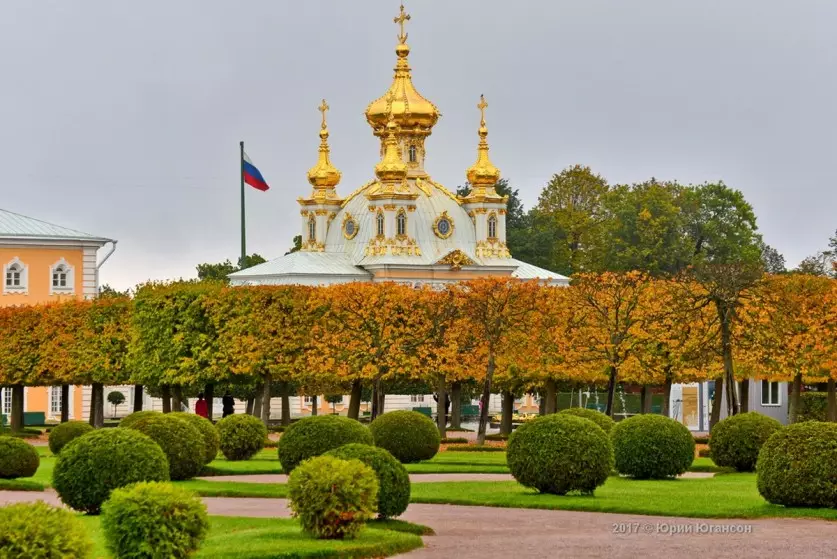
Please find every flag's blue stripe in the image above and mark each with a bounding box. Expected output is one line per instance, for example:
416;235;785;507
242;159;266;184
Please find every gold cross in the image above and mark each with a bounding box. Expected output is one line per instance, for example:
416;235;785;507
318;99;329;129
394;3;411;44
477;94;488;126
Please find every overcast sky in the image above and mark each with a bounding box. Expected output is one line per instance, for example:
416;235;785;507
1;1;834;290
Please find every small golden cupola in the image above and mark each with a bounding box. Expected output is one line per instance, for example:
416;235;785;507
305;99;342;202
462;94;504;202
374;95;409;187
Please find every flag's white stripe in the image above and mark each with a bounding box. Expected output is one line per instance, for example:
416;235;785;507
243;152;253;165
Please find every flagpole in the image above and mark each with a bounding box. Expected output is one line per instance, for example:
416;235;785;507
239;140;246;267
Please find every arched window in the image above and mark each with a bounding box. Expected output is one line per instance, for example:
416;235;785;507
487;214;497;239
396;209;407;236
376;211;385;237
52;265;69;288
308;216;316;242
3;258;27;294
408;145;417;163
5;263;22;288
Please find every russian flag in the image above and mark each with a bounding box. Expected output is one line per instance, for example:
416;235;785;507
243;152;270;192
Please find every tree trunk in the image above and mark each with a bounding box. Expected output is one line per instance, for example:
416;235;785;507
828;378;837;422
260;375;271;426
89;383;104;428
476;352;496;445
347;380;362;420
60;385;70;423
311;395;318;416
544;379;557;414
252;384;263;419
281;382;291;426
709;377;724;429
10;384;24;432
789;373;802;423
662;371;673;417
161;385;172;413
133;385;144;412
245;397;254;416
718;303;739;416
604;366;618;417
640;385;651;414
204;384;214;421
377;384;386;417
538;394;546;415
739;380;750;413
172;385;185;413
435;376;447;439
500;391;514;436
450;382;462;429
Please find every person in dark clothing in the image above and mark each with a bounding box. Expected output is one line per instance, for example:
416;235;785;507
222;392;235;418
432;392;451;423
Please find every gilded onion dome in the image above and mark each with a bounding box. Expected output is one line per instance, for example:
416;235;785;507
375;100;409;184
305;99;342;202
365;4;440;137
463;94;503;200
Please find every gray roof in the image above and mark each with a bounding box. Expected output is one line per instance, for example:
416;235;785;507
510;259;570;285
0;208;112;243
229;251;372;280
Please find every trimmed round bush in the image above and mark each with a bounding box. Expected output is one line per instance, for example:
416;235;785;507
279;415;372;473
170;412;220;465
757;421;837;507
507;414;612;495
0;501;92;558
48;421;94;455
120;410;161;429
368;411;440;464
216;414;267;461
558;407;616;433
52;428;169;514
288;455;378;539
0;437;39;479
611;414;695;479
326;443;410;519
709;412;782;472
126;415;205;481
102;481;209;559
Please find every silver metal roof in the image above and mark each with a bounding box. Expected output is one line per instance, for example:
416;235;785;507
0;208;112;243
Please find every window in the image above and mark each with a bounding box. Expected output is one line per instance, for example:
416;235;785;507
50;386;62;416
396;210;407;236
410;394;425;403
408;145;417;163
303;396;314;405
49;258;74;295
761;380;780;406
487;214;497;239
52;266;69;288
376;211;385;237
1;387;11;415
344;218;357;239
3;258;27;293
6;264;22;287
307;216;316;242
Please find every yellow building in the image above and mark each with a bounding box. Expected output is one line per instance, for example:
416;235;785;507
0;208;116;423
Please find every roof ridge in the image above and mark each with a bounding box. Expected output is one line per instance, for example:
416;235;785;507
0;207;108;240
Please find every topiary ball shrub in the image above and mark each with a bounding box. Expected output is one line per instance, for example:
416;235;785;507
558;407;616;433
52;428;169;514
709;412;782;472
120;410;161;429
170;412;220;465
279;415;373;473
102;481;209;559
611;414;695;479
288;455;378;539
48;421;94;455
369;411;440;464
0;501;92;558
757;421;837;507
216;414;267;461
325;443;410;519
0;436;39;479
507;414;612;495
125;415;205;481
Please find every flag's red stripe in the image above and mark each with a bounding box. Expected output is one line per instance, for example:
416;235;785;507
244;171;270;191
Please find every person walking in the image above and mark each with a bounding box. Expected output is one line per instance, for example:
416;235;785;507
222;391;235;418
194;393;208;418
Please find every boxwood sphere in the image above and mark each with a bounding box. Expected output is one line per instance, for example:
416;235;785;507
124;415;205;481
325;443;410;518
709;412;782;472
558;408;616;433
0;501;92;559
120;410;161;429
170;412;220;465
757;421;837;507
48;421;95;455
507;414;612;495
369;410;440;464
216;414;267;461
279;415;373;473
52;428;169;514
0;436;39;479
611;414;695;479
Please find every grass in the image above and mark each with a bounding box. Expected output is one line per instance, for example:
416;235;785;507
0;479;45;491
178;480;288;499
82;515;423;558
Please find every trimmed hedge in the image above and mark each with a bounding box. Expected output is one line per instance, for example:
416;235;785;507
444;444;506;452
757;421;837;507
798;392;827;422
279;415;372;474
216;414;267;461
440;437;468;444
52;428;169;514
709;412;782;472
0;501;92;558
611;414;695;479
558;408;616;433
102;481;209;559
119;410;161;429
507;414;612;495
170;412;220;465
126;415;205;481
48;421;94;455
326;443;410;519
0;436;39;479
369;411;440;464
288;455;378;539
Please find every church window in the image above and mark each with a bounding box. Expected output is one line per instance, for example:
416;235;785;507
344;217;358;239
376;211;385;237
396;210;407;236
433;213;454;239
308;216;316;241
488;214;498;239
408;145;417;163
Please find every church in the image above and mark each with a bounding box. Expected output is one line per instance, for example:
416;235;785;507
229;5;567;288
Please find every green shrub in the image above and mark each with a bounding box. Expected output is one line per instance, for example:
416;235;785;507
216;414;267;461
125;415;204;481
558;408;616;433
611;414;695;479
507;414;612;495
288;455;378;539
120;410;161;429
278;415;372;473
102;481;209;559
444;444;506;452
170;412;220;465
0;501;92;558
52;428;169;514
48;421;94;455
325;443;410;519
369;411;440;464
709;412;782;472
484;433;508;441
693;434;710;444
798;392;827;422
757;421;837;507
0;437;39;479
440;437;468;444
698;447;712;458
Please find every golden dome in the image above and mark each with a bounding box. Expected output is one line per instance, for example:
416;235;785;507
307;99;342;190
365;4;440;137
374;104;409;184
464;95;502;199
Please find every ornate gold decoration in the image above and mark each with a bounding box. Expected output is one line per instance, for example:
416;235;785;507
461;94;504;203
383;204;397;210
364;236;421;257
340;180;378;208
414;177;432;197
432;211;455;239
314;209;329;216
436;250;476;271
394;3;411;44
300;240;325;252
342;213;359;240
475;240;511;259
303;99;343;205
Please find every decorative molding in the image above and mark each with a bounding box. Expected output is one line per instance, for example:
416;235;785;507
364;236;421;257
3;257;28;295
432;211;455;239
475;239;511;259
49;257;75;296
343;213;359;240
436;250;476;271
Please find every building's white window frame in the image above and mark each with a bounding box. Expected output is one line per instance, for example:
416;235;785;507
410;394;425;403
396;209;407;237
408;144;417;163
47;386;74;420
761;380;781;407
1;387;12;416
3;257;28;295
376;211;385;238
487;213;498;239
303;395;314;405
307;216;316;242
49;258;75;295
